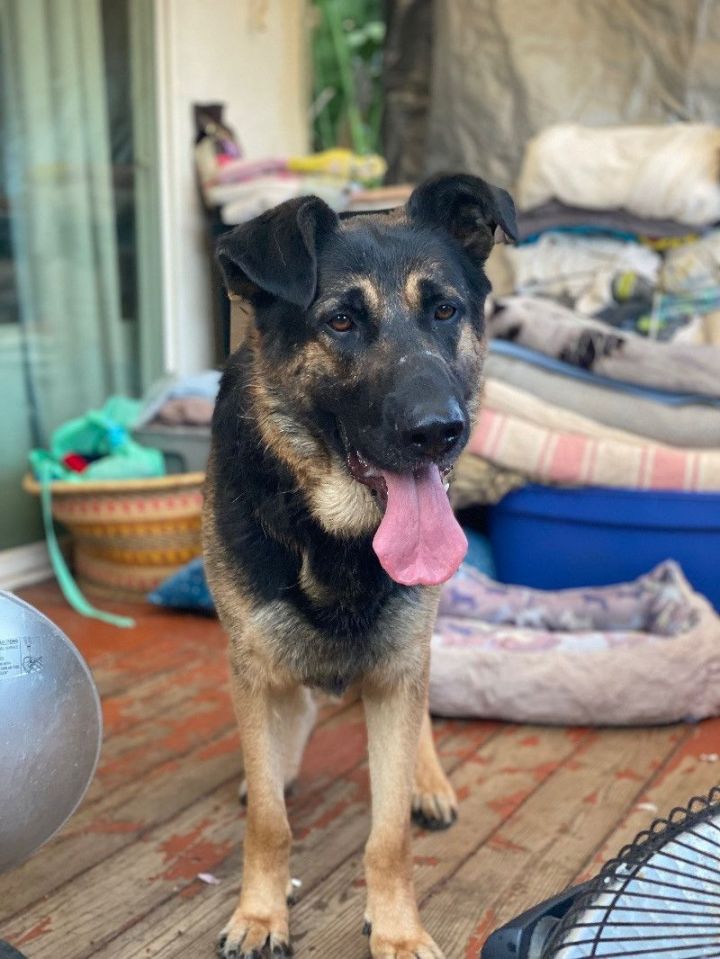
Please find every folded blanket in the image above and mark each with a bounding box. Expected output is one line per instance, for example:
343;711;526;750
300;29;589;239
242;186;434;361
484;379;663;446
153;397;215;427
220;176;355;225
506;232;661;315
469;403;720;492
486;352;720;448
489;339;720;406
518;124;720;226
136;371;222;429
489;296;720;399
517;201;703;243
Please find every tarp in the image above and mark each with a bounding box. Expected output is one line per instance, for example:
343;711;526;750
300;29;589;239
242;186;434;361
384;0;720;189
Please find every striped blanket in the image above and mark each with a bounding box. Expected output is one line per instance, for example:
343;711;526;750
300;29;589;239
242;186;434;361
470;379;720;491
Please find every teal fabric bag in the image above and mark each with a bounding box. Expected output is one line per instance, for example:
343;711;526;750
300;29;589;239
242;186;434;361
29;398;166;628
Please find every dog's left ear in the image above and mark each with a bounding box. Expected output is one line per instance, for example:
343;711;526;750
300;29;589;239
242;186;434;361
406;173;517;266
216;195;339;308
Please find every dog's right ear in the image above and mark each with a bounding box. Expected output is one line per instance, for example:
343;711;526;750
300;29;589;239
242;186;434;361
407;173;517;267
216;196;338;309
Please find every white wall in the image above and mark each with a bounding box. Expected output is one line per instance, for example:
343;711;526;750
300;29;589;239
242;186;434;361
155;0;310;374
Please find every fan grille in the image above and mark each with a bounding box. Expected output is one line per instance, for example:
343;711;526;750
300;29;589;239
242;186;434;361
543;785;720;959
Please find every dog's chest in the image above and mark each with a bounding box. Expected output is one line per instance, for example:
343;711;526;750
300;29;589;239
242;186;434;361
265;582;425;694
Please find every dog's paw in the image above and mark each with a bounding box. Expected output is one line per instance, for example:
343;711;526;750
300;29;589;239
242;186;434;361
217;911;291;958
411;781;458;831
369;928;444;959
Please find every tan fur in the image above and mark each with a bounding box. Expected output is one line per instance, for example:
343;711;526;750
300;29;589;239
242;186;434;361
218;675;301;955
306;460;382;536
353;275;384;315
315;275;384;320
361;627;444;958
404;270;464;313
403;271;424;312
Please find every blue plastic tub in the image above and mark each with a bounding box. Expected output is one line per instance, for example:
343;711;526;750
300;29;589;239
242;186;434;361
488;485;720;609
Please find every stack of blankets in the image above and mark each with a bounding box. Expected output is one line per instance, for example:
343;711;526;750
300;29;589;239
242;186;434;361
197;145;389;226
193;104;393;225
455;123;720;508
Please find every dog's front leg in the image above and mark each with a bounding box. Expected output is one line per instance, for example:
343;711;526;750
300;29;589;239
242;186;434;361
218;676;300;958
362;665;444;959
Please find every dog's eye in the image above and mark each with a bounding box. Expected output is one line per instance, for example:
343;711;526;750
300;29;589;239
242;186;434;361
327;313;354;333
434;304;457;321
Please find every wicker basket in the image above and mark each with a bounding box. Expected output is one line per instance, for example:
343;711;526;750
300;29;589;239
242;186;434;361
23;472;205;603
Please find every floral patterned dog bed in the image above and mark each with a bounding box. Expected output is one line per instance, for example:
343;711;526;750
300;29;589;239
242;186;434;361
430;561;720;724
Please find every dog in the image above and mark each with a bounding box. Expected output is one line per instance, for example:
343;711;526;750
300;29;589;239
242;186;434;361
203;173;517;959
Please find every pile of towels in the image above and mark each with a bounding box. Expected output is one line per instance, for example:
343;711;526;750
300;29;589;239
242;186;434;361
197;144;388;226
456;123;720;506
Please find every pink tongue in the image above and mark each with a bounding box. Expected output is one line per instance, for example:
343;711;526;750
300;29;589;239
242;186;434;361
372;465;468;586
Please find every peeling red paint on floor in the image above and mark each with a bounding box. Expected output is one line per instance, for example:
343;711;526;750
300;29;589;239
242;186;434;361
488;834;526;854
487;789;533;819
566;728;592;745
196;731;241;762
519;735;540;748
10;916;53;946
530;759;562;782
615;767;643;782
155;820;234;883
300;719;367;782
294;799;354;841
465;908;497;959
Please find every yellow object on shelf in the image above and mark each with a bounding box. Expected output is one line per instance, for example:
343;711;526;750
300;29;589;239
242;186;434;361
287;148;386;185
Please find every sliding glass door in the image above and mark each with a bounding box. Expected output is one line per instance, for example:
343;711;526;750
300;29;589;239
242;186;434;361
0;0;162;548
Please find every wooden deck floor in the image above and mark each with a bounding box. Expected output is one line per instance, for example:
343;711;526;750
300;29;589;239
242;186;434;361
2;582;719;958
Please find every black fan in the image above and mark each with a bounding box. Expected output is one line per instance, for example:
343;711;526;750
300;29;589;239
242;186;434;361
483;785;720;959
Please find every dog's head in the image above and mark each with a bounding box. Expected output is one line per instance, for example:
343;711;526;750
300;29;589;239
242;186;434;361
217;173;516;587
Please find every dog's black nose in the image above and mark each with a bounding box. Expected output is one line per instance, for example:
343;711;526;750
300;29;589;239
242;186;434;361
400;401;465;461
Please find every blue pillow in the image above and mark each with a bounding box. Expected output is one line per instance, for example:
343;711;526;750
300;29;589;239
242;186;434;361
149;528;495;614
463;528;496;578
148;557;215;613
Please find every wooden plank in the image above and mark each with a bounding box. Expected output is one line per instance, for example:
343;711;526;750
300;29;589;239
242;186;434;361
99;654;231;739
97;722;543;959
17;583;230;699
419;724;687;958
0;720;496;957
87;720;494;959
82;721;483;959
89;622;227;699
573;716;720;882
9;583;704;959
285;725;593;959
0;699;363;927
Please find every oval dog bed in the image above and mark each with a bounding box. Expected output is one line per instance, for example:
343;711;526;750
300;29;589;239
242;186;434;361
429;561;720;725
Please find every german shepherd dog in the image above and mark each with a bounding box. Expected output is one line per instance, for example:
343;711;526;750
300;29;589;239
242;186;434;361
204;174;516;958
